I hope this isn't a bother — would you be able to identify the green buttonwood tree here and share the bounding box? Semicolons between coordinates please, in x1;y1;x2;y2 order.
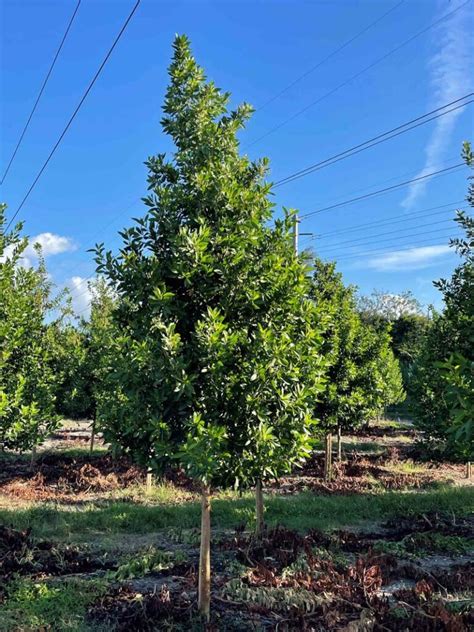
94;36;326;619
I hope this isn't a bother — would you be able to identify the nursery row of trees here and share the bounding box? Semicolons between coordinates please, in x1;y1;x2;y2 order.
1;36;472;619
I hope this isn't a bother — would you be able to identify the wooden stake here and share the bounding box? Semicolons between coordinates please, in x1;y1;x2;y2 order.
324;433;333;482
466;461;472;479
198;484;211;621
146;467;153;493
337;425;342;462
255;479;264;537
90;420;95;454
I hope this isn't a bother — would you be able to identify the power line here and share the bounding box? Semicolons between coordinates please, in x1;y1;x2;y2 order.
246;0;471;149
55;197;142;300
0;0;82;185
316;200;464;239
329;233;459;263
301;163;464;219
317;220;456;254
4;0;141;233
274;95;473;187
256;0;405;112
297;155;459;215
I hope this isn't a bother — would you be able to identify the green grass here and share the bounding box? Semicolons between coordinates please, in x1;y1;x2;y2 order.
0;577;108;632
390;461;428;475
341;440;385;453
1;486;472;541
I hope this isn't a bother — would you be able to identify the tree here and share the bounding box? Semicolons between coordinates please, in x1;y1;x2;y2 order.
358;289;423;323
310;261;403;475
358;290;426;406
412;142;473;460
49;324;93;421
94;36;326;619
0;206;63;453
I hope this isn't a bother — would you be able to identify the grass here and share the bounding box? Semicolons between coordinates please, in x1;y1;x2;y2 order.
390;461;428;475
341;440;385;453
0;577;108;632
0;485;472;541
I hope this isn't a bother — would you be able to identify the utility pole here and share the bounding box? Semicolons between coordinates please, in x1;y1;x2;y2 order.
293;213;299;255
294;213;312;257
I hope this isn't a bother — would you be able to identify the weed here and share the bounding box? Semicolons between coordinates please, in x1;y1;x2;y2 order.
112;546;188;580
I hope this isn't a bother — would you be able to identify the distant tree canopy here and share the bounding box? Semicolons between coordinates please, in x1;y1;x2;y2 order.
358;289;428;402
310;260;404;434
412;142;474;460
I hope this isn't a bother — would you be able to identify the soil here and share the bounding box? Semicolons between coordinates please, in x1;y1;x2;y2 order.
85;514;473;630
0;525;113;602
1;423;472;630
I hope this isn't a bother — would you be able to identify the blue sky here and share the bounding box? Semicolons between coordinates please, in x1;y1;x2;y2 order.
1;0;473;315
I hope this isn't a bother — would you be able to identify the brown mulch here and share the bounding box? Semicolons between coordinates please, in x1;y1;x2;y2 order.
0;453;145;501
86;522;473;631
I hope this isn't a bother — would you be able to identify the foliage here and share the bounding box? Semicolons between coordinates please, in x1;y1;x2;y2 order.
85;278;117;425
46;279;116;424
0;205;64;451
49;324;93;420
438;354;473;444
310;261;404;433
412;143;474;460
94;35;326;488
358;289;428;400
112;546;187;580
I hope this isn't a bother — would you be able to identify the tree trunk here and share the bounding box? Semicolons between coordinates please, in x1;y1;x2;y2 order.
198;484;211;621
467;462;472;480
255;479;264;537
30;445;37;469
324;433;333;482
90;420;96;454
146;467;153;493
336;426;342;462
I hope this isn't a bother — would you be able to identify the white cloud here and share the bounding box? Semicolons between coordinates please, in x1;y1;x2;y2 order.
26;232;76;258
367;244;451;271
2;232;76;267
401;1;473;210
68;276;92;318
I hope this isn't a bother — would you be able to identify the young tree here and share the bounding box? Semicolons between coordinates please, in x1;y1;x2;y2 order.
0;206;63;454
310;261;404;475
49;323;93;421
413;143;473;460
94;36;326;619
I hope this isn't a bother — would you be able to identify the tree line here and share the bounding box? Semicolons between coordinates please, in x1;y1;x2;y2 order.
1;36;472;620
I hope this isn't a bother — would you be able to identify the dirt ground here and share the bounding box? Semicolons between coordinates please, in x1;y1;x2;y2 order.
0;421;470;504
1;512;472;630
0;420;472;630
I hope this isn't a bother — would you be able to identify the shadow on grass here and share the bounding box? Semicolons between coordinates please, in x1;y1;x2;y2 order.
0;486;472;541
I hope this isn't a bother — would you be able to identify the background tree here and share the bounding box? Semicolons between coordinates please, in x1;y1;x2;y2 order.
412;143;473;460
0;205;64;454
310;260;403;476
94;36;326;619
358;289;425;410
49;323;93;421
